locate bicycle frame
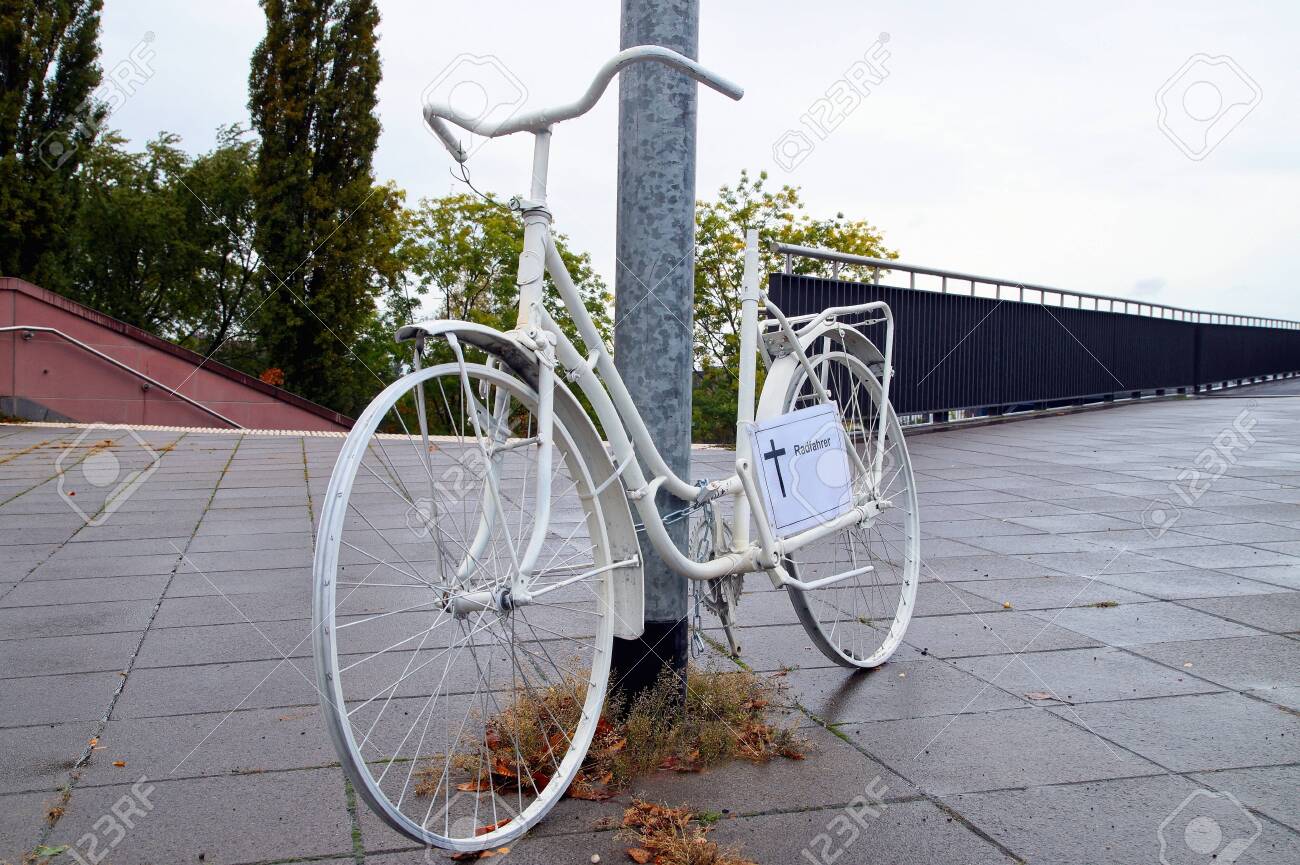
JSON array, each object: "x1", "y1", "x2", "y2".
[{"x1": 469, "y1": 131, "x2": 897, "y2": 597}]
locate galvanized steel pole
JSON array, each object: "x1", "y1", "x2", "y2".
[{"x1": 611, "y1": 0, "x2": 699, "y2": 699}]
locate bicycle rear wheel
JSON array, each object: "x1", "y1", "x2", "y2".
[
  {"x1": 313, "y1": 360, "x2": 614, "y2": 852},
  {"x1": 767, "y1": 350, "x2": 920, "y2": 668}
]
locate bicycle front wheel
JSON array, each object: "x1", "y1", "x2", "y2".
[
  {"x1": 313, "y1": 361, "x2": 614, "y2": 852},
  {"x1": 769, "y1": 350, "x2": 920, "y2": 668}
]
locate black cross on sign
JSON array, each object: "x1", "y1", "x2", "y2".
[{"x1": 762, "y1": 438, "x2": 788, "y2": 497}]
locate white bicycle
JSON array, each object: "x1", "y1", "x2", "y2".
[{"x1": 312, "y1": 46, "x2": 919, "y2": 853}]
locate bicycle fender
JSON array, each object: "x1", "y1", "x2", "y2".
[{"x1": 756, "y1": 321, "x2": 885, "y2": 421}]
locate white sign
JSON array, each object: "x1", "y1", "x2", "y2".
[{"x1": 748, "y1": 402, "x2": 852, "y2": 539}]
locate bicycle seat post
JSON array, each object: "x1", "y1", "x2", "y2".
[
  {"x1": 529, "y1": 130, "x2": 551, "y2": 204},
  {"x1": 515, "y1": 130, "x2": 553, "y2": 332}
]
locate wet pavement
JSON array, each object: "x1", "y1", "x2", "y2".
[{"x1": 1, "y1": 391, "x2": 1298, "y2": 864}]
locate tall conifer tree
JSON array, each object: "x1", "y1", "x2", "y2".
[{"x1": 248, "y1": 0, "x2": 385, "y2": 413}]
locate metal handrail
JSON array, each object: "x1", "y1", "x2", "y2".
[
  {"x1": 772, "y1": 242, "x2": 1300, "y2": 330},
  {"x1": 1, "y1": 326, "x2": 243, "y2": 428}
]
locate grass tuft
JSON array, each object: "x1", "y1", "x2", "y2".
[{"x1": 418, "y1": 664, "x2": 807, "y2": 805}]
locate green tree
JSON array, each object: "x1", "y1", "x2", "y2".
[
  {"x1": 248, "y1": 0, "x2": 396, "y2": 415},
  {"x1": 692, "y1": 169, "x2": 895, "y2": 441},
  {"x1": 0, "y1": 0, "x2": 105, "y2": 289},
  {"x1": 174, "y1": 125, "x2": 261, "y2": 358},
  {"x1": 63, "y1": 131, "x2": 200, "y2": 333},
  {"x1": 403, "y1": 193, "x2": 613, "y2": 349}
]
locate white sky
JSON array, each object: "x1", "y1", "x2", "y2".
[{"x1": 100, "y1": 1, "x2": 1299, "y2": 320}]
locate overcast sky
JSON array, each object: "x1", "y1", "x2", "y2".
[{"x1": 99, "y1": 1, "x2": 1299, "y2": 320}]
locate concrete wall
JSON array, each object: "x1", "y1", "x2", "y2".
[{"x1": 1, "y1": 278, "x2": 350, "y2": 431}]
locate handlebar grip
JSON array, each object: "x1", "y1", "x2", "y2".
[{"x1": 425, "y1": 114, "x2": 468, "y2": 163}]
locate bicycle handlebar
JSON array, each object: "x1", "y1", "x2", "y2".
[{"x1": 423, "y1": 45, "x2": 744, "y2": 162}]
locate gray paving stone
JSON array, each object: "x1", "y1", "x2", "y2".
[
  {"x1": 843, "y1": 707, "x2": 1162, "y2": 796},
  {"x1": 0, "y1": 574, "x2": 170, "y2": 607},
  {"x1": 0, "y1": 598, "x2": 155, "y2": 639},
  {"x1": 1131, "y1": 635, "x2": 1300, "y2": 692},
  {"x1": 1036, "y1": 602, "x2": 1264, "y2": 647},
  {"x1": 0, "y1": 721, "x2": 98, "y2": 794},
  {"x1": 135, "y1": 619, "x2": 311, "y2": 668},
  {"x1": 957, "y1": 575, "x2": 1153, "y2": 610},
  {"x1": 0, "y1": 790, "x2": 54, "y2": 861},
  {"x1": 1054, "y1": 692, "x2": 1300, "y2": 772},
  {"x1": 1182, "y1": 591, "x2": 1300, "y2": 634},
  {"x1": 45, "y1": 767, "x2": 354, "y2": 865},
  {"x1": 901, "y1": 610, "x2": 1101, "y2": 658},
  {"x1": 953, "y1": 646, "x2": 1222, "y2": 705},
  {"x1": 1190, "y1": 765, "x2": 1300, "y2": 832},
  {"x1": 1092, "y1": 567, "x2": 1286, "y2": 599},
  {"x1": 1223, "y1": 565, "x2": 1300, "y2": 591},
  {"x1": 945, "y1": 774, "x2": 1300, "y2": 865},
  {"x1": 921, "y1": 554, "x2": 1064, "y2": 582},
  {"x1": 632, "y1": 723, "x2": 918, "y2": 816},
  {"x1": 78, "y1": 706, "x2": 334, "y2": 786},
  {"x1": 1, "y1": 669, "x2": 122, "y2": 727},
  {"x1": 0, "y1": 631, "x2": 139, "y2": 678},
  {"x1": 707, "y1": 801, "x2": 1017, "y2": 865},
  {"x1": 112, "y1": 656, "x2": 319, "y2": 719},
  {"x1": 1026, "y1": 549, "x2": 1186, "y2": 577},
  {"x1": 26, "y1": 554, "x2": 181, "y2": 579},
  {"x1": 152, "y1": 591, "x2": 313, "y2": 627},
  {"x1": 163, "y1": 567, "x2": 313, "y2": 599},
  {"x1": 785, "y1": 659, "x2": 1025, "y2": 724},
  {"x1": 1150, "y1": 544, "x2": 1300, "y2": 570},
  {"x1": 910, "y1": 580, "x2": 1006, "y2": 616}
]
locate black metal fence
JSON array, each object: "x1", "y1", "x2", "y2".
[{"x1": 768, "y1": 272, "x2": 1300, "y2": 417}]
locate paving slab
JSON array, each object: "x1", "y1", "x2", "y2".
[
  {"x1": 0, "y1": 721, "x2": 98, "y2": 795},
  {"x1": 952, "y1": 646, "x2": 1223, "y2": 705},
  {"x1": 134, "y1": 618, "x2": 311, "y2": 668},
  {"x1": 945, "y1": 774, "x2": 1300, "y2": 865},
  {"x1": 1148, "y1": 544, "x2": 1300, "y2": 570},
  {"x1": 708, "y1": 801, "x2": 1017, "y2": 865},
  {"x1": 786, "y1": 660, "x2": 1025, "y2": 724},
  {"x1": 1035, "y1": 601, "x2": 1264, "y2": 647},
  {"x1": 76, "y1": 706, "x2": 334, "y2": 786},
  {"x1": 111, "y1": 656, "x2": 320, "y2": 719},
  {"x1": 1, "y1": 670, "x2": 122, "y2": 727},
  {"x1": 956, "y1": 575, "x2": 1153, "y2": 610},
  {"x1": 0, "y1": 790, "x2": 58, "y2": 861},
  {"x1": 44, "y1": 767, "x2": 354, "y2": 865},
  {"x1": 0, "y1": 631, "x2": 140, "y2": 678},
  {"x1": 0, "y1": 574, "x2": 170, "y2": 607},
  {"x1": 1130, "y1": 634, "x2": 1300, "y2": 692},
  {"x1": 1053, "y1": 691, "x2": 1300, "y2": 772},
  {"x1": 631, "y1": 723, "x2": 918, "y2": 815},
  {"x1": 842, "y1": 707, "x2": 1162, "y2": 796},
  {"x1": 1190, "y1": 765, "x2": 1300, "y2": 832},
  {"x1": 0, "y1": 598, "x2": 156, "y2": 639},
  {"x1": 1091, "y1": 566, "x2": 1287, "y2": 599},
  {"x1": 900, "y1": 610, "x2": 1101, "y2": 658},
  {"x1": 1182, "y1": 591, "x2": 1300, "y2": 634},
  {"x1": 1222, "y1": 565, "x2": 1300, "y2": 591}
]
